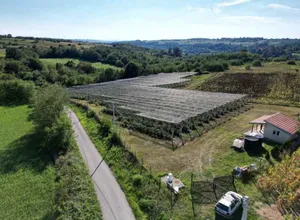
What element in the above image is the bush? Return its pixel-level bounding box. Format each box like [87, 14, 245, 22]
[0, 80, 35, 104]
[230, 59, 244, 66]
[98, 119, 111, 137]
[44, 114, 73, 154]
[252, 60, 262, 67]
[107, 131, 122, 147]
[201, 61, 225, 72]
[30, 84, 69, 130]
[4, 60, 21, 73]
[133, 174, 143, 187]
[26, 57, 44, 70]
[287, 60, 296, 65]
[245, 64, 251, 70]
[138, 199, 156, 213]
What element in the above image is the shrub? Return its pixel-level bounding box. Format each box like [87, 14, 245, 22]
[0, 80, 35, 104]
[4, 60, 21, 73]
[245, 64, 251, 70]
[287, 60, 296, 65]
[194, 67, 202, 75]
[201, 61, 225, 72]
[107, 131, 122, 147]
[26, 57, 44, 70]
[230, 59, 244, 66]
[30, 84, 69, 130]
[98, 119, 111, 137]
[44, 114, 73, 154]
[252, 60, 262, 67]
[138, 199, 156, 213]
[133, 174, 143, 187]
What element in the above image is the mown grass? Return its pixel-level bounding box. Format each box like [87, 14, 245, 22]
[0, 49, 5, 58]
[40, 58, 121, 70]
[0, 105, 56, 219]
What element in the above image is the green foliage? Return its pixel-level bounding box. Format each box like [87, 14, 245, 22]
[54, 144, 102, 220]
[30, 84, 69, 130]
[44, 114, 73, 154]
[124, 62, 141, 78]
[0, 80, 35, 105]
[230, 59, 244, 66]
[26, 57, 43, 70]
[98, 119, 111, 137]
[245, 64, 251, 70]
[287, 60, 296, 65]
[201, 61, 227, 72]
[252, 60, 262, 67]
[138, 199, 156, 213]
[77, 62, 96, 74]
[4, 60, 21, 73]
[133, 174, 143, 187]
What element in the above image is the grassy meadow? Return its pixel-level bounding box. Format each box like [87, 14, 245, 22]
[40, 58, 122, 70]
[0, 105, 56, 219]
[0, 49, 5, 58]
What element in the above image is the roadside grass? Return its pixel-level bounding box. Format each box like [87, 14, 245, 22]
[0, 49, 5, 58]
[40, 58, 122, 70]
[0, 105, 56, 220]
[71, 100, 300, 219]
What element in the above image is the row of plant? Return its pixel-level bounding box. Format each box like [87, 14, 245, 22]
[71, 102, 177, 220]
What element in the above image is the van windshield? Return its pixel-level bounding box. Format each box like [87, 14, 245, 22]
[217, 203, 229, 212]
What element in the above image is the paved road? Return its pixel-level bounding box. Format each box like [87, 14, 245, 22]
[68, 109, 135, 220]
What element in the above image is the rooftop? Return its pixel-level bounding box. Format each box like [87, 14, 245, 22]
[265, 112, 300, 135]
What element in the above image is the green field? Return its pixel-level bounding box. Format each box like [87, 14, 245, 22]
[0, 49, 5, 58]
[0, 106, 56, 219]
[40, 58, 121, 70]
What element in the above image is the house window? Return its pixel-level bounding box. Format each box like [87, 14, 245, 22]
[273, 130, 276, 135]
[277, 131, 280, 136]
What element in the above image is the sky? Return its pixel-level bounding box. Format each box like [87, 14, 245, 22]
[0, 0, 300, 40]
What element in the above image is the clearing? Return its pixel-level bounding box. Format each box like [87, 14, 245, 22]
[0, 105, 56, 219]
[40, 58, 121, 70]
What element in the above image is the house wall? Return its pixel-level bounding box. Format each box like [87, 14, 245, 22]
[264, 123, 292, 144]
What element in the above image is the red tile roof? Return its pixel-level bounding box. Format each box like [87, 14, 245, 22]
[265, 112, 300, 135]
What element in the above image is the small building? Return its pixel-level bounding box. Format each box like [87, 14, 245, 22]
[264, 113, 299, 144]
[247, 112, 299, 144]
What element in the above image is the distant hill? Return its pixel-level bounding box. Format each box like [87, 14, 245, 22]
[118, 38, 300, 58]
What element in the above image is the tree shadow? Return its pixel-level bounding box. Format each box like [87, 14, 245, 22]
[0, 133, 53, 174]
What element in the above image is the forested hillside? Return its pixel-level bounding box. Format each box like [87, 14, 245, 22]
[121, 38, 300, 58]
[0, 36, 262, 87]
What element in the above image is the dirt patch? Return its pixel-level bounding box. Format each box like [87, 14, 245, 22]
[256, 204, 283, 220]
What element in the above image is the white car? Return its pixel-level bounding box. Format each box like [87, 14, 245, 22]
[215, 191, 243, 219]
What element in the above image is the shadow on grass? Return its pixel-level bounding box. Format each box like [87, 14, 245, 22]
[0, 133, 53, 174]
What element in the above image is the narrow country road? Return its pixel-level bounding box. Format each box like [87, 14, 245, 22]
[67, 109, 135, 220]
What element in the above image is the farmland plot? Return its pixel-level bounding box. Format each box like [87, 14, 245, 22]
[69, 73, 248, 145]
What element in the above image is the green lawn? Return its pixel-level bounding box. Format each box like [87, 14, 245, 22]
[0, 49, 5, 58]
[0, 105, 56, 219]
[40, 58, 121, 70]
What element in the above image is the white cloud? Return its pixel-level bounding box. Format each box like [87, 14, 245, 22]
[222, 15, 281, 24]
[214, 0, 251, 13]
[267, 4, 300, 12]
[186, 6, 209, 13]
[217, 0, 251, 8]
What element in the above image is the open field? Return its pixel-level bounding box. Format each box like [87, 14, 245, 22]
[40, 58, 121, 70]
[0, 49, 5, 58]
[0, 105, 56, 219]
[0, 37, 94, 49]
[73, 100, 300, 219]
[229, 61, 300, 74]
